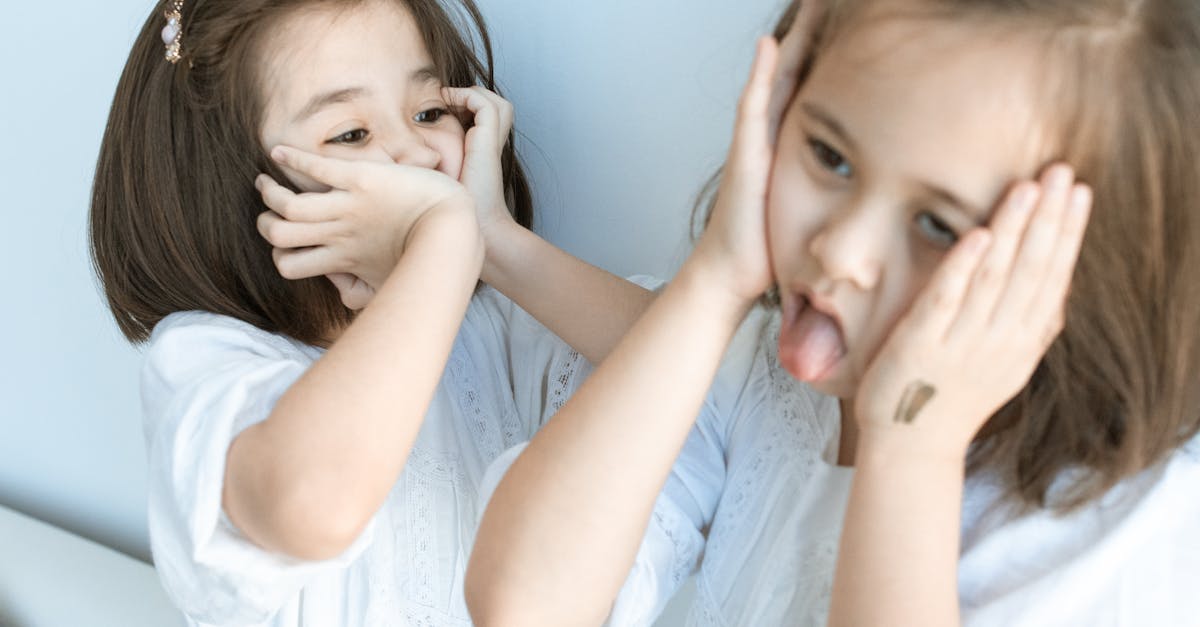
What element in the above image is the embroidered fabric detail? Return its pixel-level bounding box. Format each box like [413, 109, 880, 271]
[653, 505, 704, 589]
[548, 348, 584, 416]
[704, 318, 827, 574]
[686, 574, 728, 627]
[445, 343, 505, 463]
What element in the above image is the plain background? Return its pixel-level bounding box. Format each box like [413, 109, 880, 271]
[0, 0, 785, 565]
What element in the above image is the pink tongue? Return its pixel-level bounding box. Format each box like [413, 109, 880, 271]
[779, 304, 845, 382]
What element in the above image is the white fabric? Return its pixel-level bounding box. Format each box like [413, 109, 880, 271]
[141, 285, 595, 627]
[616, 308, 1200, 626]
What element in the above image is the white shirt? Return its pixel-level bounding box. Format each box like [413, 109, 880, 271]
[141, 286, 593, 627]
[584, 308, 1200, 626]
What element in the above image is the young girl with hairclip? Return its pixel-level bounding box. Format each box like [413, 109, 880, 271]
[458, 0, 1200, 624]
[89, 0, 651, 624]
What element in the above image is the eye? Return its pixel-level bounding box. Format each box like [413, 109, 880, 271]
[415, 107, 448, 124]
[327, 128, 369, 146]
[914, 211, 960, 249]
[808, 138, 853, 178]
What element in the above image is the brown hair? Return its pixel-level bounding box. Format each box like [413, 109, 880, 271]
[758, 0, 1200, 511]
[90, 0, 532, 345]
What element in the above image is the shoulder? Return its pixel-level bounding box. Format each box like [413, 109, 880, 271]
[142, 312, 318, 391]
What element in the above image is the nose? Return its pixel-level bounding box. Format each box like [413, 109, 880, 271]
[808, 199, 885, 291]
[383, 123, 442, 170]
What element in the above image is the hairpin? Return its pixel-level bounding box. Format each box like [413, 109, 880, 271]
[162, 0, 185, 63]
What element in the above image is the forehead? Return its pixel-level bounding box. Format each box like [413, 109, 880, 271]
[259, 0, 433, 109]
[801, 8, 1054, 212]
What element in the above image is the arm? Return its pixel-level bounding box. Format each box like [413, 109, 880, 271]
[443, 86, 654, 364]
[224, 150, 482, 560]
[829, 169, 1092, 626]
[465, 39, 783, 626]
[481, 220, 655, 364]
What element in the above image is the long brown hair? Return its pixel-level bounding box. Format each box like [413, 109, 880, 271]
[759, 0, 1200, 511]
[90, 0, 532, 345]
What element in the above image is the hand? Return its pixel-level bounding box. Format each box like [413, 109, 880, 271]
[691, 1, 827, 306]
[255, 145, 472, 309]
[442, 86, 517, 242]
[854, 166, 1093, 457]
[768, 0, 829, 143]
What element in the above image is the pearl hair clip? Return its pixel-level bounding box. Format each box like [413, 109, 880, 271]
[162, 0, 185, 63]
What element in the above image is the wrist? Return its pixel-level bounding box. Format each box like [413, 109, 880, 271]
[671, 257, 758, 329]
[400, 197, 483, 270]
[479, 219, 530, 287]
[678, 245, 761, 316]
[854, 423, 970, 470]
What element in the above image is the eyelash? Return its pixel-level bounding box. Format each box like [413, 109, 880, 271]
[415, 107, 448, 124]
[914, 211, 959, 249]
[807, 137, 853, 178]
[803, 135, 961, 249]
[324, 108, 450, 146]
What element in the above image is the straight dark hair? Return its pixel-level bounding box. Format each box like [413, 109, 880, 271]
[90, 0, 532, 345]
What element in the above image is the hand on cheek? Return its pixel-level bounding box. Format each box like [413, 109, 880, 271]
[254, 145, 474, 309]
[853, 165, 1093, 458]
[442, 86, 515, 240]
[692, 0, 826, 306]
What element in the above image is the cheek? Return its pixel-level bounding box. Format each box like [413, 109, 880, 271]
[766, 159, 835, 270]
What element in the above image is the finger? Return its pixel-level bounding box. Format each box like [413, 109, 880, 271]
[905, 229, 993, 341]
[768, 0, 828, 141]
[993, 164, 1076, 326]
[443, 87, 511, 147]
[270, 145, 359, 190]
[327, 272, 375, 310]
[728, 37, 781, 185]
[271, 246, 347, 281]
[1025, 183, 1092, 344]
[256, 174, 351, 222]
[946, 182, 1040, 340]
[256, 211, 340, 250]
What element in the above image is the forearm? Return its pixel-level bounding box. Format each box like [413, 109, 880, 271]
[224, 203, 483, 560]
[467, 259, 751, 627]
[481, 221, 655, 364]
[829, 432, 966, 627]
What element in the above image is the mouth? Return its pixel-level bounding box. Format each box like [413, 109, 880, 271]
[778, 289, 848, 383]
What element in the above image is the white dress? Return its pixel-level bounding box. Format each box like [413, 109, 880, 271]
[141, 285, 594, 627]
[498, 308, 1200, 626]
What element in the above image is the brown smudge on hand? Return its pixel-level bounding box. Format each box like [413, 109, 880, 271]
[893, 381, 936, 424]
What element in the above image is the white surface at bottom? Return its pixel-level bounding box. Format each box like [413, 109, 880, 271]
[0, 505, 183, 627]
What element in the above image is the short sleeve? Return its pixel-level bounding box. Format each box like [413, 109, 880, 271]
[141, 313, 375, 625]
[958, 438, 1200, 626]
[470, 275, 665, 436]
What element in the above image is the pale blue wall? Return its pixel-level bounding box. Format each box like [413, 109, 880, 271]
[0, 0, 784, 562]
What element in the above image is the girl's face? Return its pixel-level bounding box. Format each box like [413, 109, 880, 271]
[258, 0, 465, 191]
[769, 13, 1052, 398]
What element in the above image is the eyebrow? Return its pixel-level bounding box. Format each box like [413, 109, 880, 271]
[291, 65, 441, 124]
[921, 183, 988, 226]
[801, 101, 987, 225]
[801, 101, 858, 153]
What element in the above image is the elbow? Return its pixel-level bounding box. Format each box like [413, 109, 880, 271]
[465, 555, 537, 627]
[269, 507, 368, 561]
[265, 480, 375, 561]
[225, 470, 373, 561]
